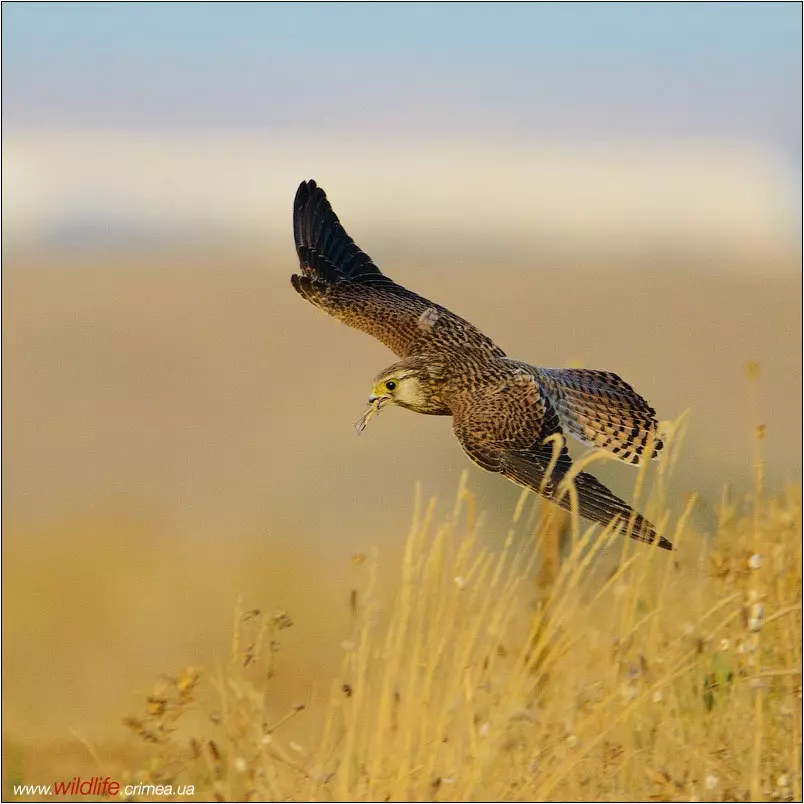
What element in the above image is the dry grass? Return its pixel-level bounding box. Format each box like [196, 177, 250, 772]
[3, 252, 801, 800]
[109, 419, 802, 802]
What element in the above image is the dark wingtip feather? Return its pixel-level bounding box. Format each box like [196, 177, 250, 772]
[296, 245, 341, 283]
[626, 517, 673, 551]
[292, 179, 385, 284]
[294, 179, 318, 207]
[293, 179, 321, 250]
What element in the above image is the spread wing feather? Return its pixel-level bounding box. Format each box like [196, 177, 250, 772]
[530, 366, 664, 465]
[291, 180, 505, 359]
[452, 378, 671, 550]
[290, 180, 670, 550]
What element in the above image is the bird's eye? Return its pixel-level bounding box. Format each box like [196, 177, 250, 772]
[385, 380, 397, 391]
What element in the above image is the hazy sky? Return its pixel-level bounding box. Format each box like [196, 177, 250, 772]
[3, 2, 801, 248]
[3, 3, 801, 160]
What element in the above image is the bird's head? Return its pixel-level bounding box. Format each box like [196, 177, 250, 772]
[355, 355, 447, 433]
[369, 364, 427, 411]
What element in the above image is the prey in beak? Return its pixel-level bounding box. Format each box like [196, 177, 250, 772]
[354, 393, 388, 434]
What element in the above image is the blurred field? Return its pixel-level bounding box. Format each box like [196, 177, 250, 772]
[2, 245, 802, 799]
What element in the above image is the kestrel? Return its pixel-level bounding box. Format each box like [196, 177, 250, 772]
[290, 180, 671, 550]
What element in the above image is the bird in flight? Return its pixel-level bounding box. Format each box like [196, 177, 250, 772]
[290, 180, 671, 550]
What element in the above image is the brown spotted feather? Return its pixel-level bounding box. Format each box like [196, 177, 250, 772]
[289, 180, 672, 550]
[526, 366, 664, 465]
[291, 180, 504, 360]
[450, 370, 670, 549]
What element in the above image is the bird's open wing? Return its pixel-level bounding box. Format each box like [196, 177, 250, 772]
[452, 376, 671, 550]
[524, 365, 664, 465]
[291, 180, 505, 359]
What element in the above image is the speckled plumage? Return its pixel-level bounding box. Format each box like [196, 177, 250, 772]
[290, 180, 671, 550]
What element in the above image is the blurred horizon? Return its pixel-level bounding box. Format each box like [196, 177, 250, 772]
[3, 2, 802, 258]
[3, 134, 800, 257]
